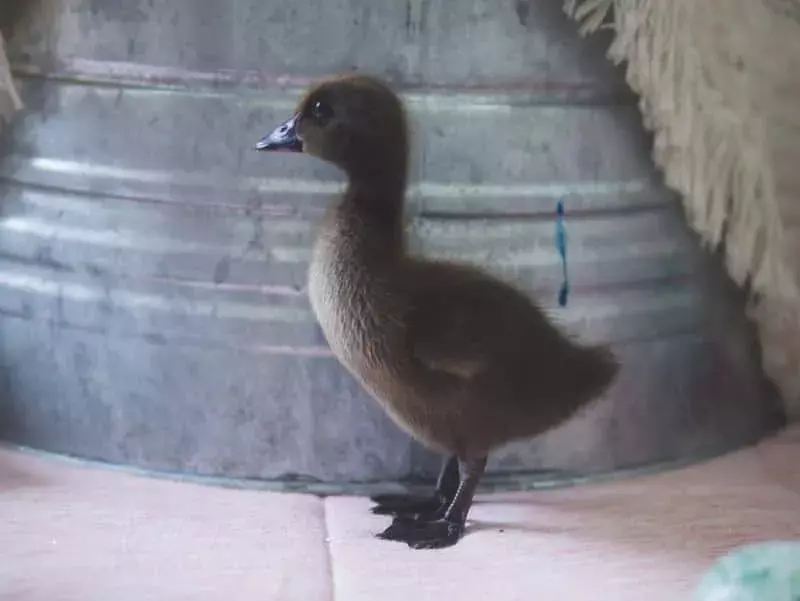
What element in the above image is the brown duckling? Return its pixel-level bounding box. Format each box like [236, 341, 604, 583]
[256, 74, 619, 550]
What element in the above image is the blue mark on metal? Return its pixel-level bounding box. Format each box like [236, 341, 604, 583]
[555, 200, 569, 307]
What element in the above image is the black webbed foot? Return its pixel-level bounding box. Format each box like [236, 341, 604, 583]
[377, 516, 465, 550]
[374, 455, 484, 550]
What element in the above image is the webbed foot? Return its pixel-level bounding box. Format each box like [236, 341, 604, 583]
[377, 516, 465, 550]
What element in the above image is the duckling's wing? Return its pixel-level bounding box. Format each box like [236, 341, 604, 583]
[405, 261, 618, 401]
[409, 309, 487, 380]
[405, 261, 534, 381]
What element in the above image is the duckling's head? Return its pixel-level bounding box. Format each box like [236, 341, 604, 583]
[256, 74, 409, 185]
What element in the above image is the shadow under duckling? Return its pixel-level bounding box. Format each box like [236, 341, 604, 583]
[256, 74, 619, 550]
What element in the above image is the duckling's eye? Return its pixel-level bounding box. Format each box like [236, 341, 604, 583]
[310, 100, 333, 126]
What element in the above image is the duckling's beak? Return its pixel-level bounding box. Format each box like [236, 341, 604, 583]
[255, 114, 303, 152]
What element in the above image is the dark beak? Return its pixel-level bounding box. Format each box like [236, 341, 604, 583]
[255, 114, 303, 152]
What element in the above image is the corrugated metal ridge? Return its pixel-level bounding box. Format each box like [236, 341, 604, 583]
[0, 260, 702, 327]
[20, 156, 655, 199]
[11, 58, 638, 106]
[1, 176, 673, 221]
[0, 212, 690, 262]
[0, 301, 706, 357]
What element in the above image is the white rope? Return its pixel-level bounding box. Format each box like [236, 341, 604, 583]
[0, 31, 23, 126]
[565, 0, 800, 418]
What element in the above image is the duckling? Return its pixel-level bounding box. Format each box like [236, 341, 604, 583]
[256, 74, 619, 550]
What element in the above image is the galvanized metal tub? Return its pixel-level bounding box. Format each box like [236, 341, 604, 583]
[0, 0, 783, 492]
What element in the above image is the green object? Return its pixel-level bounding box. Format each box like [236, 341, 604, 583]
[694, 541, 800, 601]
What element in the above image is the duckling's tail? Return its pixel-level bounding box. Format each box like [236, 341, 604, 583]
[576, 343, 620, 401]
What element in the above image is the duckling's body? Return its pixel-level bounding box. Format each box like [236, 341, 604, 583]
[257, 74, 618, 549]
[308, 193, 615, 457]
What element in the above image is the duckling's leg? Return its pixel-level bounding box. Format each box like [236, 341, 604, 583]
[370, 455, 459, 518]
[377, 455, 487, 550]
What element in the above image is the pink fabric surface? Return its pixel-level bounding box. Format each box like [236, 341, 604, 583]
[1, 425, 799, 601]
[0, 452, 331, 601]
[324, 425, 800, 601]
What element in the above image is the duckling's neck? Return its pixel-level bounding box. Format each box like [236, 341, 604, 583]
[336, 168, 407, 256]
[309, 169, 408, 359]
